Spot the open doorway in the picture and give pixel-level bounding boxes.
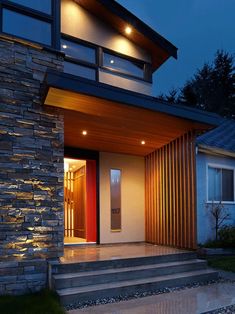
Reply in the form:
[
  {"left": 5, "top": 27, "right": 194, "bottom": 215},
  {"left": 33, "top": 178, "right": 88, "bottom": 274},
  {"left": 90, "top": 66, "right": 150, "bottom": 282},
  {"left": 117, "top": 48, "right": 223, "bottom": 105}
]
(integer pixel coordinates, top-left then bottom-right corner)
[{"left": 64, "top": 158, "right": 97, "bottom": 244}]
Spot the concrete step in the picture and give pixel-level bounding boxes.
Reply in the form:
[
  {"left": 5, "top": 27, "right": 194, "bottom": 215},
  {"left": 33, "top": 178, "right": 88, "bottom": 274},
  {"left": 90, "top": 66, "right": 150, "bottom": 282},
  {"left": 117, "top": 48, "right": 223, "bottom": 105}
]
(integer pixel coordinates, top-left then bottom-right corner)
[
  {"left": 52, "top": 252, "right": 197, "bottom": 274},
  {"left": 58, "top": 268, "right": 218, "bottom": 306},
  {"left": 53, "top": 259, "right": 207, "bottom": 289}
]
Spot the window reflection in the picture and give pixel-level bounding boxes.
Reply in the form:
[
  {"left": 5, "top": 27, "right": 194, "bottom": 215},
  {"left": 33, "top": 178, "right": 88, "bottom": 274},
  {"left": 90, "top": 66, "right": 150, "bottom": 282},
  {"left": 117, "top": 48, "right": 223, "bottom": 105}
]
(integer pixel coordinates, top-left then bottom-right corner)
[
  {"left": 110, "top": 169, "right": 121, "bottom": 231},
  {"left": 61, "top": 39, "right": 96, "bottom": 64},
  {"left": 8, "top": 0, "right": 52, "bottom": 14},
  {"left": 103, "top": 52, "right": 144, "bottom": 79},
  {"left": 64, "top": 61, "right": 96, "bottom": 80},
  {"left": 2, "top": 9, "right": 51, "bottom": 45}
]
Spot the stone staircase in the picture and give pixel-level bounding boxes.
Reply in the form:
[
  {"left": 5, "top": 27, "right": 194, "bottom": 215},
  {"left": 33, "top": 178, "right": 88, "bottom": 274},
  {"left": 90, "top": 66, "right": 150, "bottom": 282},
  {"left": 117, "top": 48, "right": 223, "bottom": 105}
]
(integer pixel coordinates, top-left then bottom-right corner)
[{"left": 51, "top": 252, "right": 218, "bottom": 306}]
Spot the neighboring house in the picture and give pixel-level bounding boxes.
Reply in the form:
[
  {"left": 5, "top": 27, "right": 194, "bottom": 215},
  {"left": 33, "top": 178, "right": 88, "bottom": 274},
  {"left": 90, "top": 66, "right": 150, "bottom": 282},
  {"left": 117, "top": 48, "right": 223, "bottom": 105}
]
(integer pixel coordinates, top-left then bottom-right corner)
[
  {"left": 197, "top": 120, "right": 235, "bottom": 244},
  {"left": 0, "top": 0, "right": 222, "bottom": 295}
]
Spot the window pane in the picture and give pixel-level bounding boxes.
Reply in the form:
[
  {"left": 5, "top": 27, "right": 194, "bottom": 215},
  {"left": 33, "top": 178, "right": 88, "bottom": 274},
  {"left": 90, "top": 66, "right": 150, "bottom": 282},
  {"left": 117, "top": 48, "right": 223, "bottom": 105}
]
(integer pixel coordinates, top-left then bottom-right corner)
[
  {"left": 110, "top": 169, "right": 121, "bottom": 231},
  {"left": 8, "top": 0, "right": 51, "bottom": 14},
  {"left": 64, "top": 61, "right": 96, "bottom": 80},
  {"left": 222, "top": 169, "right": 234, "bottom": 201},
  {"left": 208, "top": 167, "right": 221, "bottom": 201},
  {"left": 61, "top": 39, "right": 96, "bottom": 64},
  {"left": 3, "top": 9, "right": 51, "bottom": 45},
  {"left": 103, "top": 52, "right": 144, "bottom": 78}
]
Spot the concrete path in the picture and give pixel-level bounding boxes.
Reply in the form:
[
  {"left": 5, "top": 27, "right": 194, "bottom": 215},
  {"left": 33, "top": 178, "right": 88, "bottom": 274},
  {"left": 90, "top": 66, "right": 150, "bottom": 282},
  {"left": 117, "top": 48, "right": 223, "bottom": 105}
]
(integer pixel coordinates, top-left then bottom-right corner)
[{"left": 68, "top": 282, "right": 235, "bottom": 314}]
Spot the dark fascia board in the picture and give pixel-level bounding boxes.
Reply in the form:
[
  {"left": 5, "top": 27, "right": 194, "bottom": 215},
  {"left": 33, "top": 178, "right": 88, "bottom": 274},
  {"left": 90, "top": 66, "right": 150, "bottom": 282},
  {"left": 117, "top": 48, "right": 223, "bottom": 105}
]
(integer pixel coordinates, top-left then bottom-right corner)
[
  {"left": 197, "top": 144, "right": 235, "bottom": 158},
  {"left": 97, "top": 0, "right": 178, "bottom": 60},
  {"left": 44, "top": 69, "right": 223, "bottom": 127}
]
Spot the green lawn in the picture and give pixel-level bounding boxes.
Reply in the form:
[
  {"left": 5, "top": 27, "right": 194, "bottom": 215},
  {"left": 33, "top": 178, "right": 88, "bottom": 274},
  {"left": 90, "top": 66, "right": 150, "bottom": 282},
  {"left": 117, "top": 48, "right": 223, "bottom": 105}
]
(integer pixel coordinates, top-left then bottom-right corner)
[
  {"left": 207, "top": 256, "right": 235, "bottom": 273},
  {"left": 0, "top": 289, "right": 65, "bottom": 314}
]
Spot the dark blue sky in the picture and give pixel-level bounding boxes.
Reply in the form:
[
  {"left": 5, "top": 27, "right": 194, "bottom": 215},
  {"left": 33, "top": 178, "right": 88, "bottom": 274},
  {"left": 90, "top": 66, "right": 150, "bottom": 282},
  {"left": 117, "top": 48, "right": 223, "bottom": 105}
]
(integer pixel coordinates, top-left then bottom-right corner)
[{"left": 117, "top": 0, "right": 235, "bottom": 96}]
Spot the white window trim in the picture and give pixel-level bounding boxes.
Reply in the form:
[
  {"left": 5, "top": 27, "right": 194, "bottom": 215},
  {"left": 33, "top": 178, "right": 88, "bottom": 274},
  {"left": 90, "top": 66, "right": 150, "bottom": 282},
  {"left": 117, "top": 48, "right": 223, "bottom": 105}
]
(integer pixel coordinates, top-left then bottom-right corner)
[{"left": 206, "top": 163, "right": 235, "bottom": 204}]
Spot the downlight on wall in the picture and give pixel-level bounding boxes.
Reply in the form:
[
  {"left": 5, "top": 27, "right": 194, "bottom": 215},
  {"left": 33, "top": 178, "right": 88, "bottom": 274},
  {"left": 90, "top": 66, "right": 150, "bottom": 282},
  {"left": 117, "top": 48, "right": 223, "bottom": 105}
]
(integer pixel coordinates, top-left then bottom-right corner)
[{"left": 125, "top": 26, "right": 132, "bottom": 35}]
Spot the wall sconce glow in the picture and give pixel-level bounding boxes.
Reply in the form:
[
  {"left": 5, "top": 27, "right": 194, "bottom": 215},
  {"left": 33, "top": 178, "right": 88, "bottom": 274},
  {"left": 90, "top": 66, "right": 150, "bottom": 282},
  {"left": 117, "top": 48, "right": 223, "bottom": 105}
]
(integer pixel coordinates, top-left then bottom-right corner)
[
  {"left": 82, "top": 130, "right": 87, "bottom": 135},
  {"left": 62, "top": 44, "right": 67, "bottom": 49},
  {"left": 141, "top": 140, "right": 146, "bottom": 145},
  {"left": 125, "top": 26, "right": 132, "bottom": 35}
]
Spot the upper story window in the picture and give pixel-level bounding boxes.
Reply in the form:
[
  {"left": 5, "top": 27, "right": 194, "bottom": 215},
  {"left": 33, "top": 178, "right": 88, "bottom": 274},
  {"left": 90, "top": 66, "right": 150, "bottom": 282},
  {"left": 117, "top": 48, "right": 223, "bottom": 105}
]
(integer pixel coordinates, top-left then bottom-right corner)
[
  {"left": 0, "top": 0, "right": 58, "bottom": 47},
  {"left": 61, "top": 39, "right": 96, "bottom": 64},
  {"left": 2, "top": 9, "right": 51, "bottom": 46},
  {"left": 103, "top": 52, "right": 144, "bottom": 79},
  {"left": 8, "top": 0, "right": 51, "bottom": 14},
  {"left": 61, "top": 34, "right": 152, "bottom": 83},
  {"left": 61, "top": 35, "right": 97, "bottom": 80},
  {"left": 208, "top": 165, "right": 235, "bottom": 202}
]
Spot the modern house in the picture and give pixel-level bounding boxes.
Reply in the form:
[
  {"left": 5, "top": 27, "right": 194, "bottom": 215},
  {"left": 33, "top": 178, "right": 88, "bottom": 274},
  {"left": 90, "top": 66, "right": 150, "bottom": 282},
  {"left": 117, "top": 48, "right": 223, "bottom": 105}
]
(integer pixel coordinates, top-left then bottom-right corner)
[
  {"left": 0, "top": 0, "right": 222, "bottom": 297},
  {"left": 197, "top": 120, "right": 235, "bottom": 244}
]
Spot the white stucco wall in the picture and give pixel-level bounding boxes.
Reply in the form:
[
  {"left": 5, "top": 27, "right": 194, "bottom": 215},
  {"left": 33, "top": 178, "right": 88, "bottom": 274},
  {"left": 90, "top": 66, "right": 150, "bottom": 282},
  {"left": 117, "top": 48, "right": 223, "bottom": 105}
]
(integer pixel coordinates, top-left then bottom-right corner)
[
  {"left": 99, "top": 152, "right": 145, "bottom": 244},
  {"left": 61, "top": 0, "right": 153, "bottom": 95},
  {"left": 196, "top": 152, "right": 235, "bottom": 244}
]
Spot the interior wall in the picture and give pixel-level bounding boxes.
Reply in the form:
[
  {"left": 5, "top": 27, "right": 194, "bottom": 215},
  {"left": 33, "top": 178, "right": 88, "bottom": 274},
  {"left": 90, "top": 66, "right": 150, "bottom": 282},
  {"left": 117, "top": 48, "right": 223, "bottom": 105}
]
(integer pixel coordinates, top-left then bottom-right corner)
[{"left": 99, "top": 152, "right": 145, "bottom": 243}]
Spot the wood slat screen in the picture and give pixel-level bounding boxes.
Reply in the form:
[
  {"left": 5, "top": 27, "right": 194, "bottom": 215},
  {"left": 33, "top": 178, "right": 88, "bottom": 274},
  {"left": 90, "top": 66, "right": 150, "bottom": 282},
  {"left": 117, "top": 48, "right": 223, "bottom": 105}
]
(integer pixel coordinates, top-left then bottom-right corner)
[{"left": 145, "top": 131, "right": 197, "bottom": 249}]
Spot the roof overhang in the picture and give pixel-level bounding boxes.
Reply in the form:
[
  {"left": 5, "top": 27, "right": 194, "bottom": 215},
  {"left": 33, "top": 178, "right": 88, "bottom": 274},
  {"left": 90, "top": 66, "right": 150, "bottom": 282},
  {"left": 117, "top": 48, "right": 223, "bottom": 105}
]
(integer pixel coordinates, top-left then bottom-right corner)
[
  {"left": 43, "top": 70, "right": 222, "bottom": 156},
  {"left": 75, "top": 0, "right": 178, "bottom": 71},
  {"left": 197, "top": 145, "right": 235, "bottom": 158}
]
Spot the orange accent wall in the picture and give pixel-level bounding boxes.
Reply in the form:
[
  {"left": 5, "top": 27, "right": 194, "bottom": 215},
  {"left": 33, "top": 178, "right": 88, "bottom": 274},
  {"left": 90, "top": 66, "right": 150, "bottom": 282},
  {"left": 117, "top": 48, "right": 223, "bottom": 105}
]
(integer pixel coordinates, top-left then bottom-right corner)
[{"left": 86, "top": 160, "right": 97, "bottom": 242}]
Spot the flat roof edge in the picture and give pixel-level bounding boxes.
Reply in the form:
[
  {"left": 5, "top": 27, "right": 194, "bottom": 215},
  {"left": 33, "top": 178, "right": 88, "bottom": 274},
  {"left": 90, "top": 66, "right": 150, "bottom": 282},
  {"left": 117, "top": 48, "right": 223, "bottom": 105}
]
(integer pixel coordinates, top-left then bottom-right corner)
[{"left": 44, "top": 70, "right": 223, "bottom": 127}]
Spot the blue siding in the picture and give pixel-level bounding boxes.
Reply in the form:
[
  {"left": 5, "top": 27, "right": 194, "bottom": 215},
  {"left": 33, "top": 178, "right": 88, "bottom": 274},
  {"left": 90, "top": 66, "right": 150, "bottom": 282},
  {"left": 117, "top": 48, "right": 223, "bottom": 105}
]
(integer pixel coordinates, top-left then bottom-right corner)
[{"left": 196, "top": 152, "right": 235, "bottom": 244}]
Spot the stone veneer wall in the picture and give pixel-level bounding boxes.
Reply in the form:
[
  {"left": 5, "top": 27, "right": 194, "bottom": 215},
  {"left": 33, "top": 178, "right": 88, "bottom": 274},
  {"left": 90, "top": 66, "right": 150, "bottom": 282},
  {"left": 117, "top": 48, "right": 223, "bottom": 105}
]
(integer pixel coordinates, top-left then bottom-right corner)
[{"left": 0, "top": 36, "right": 64, "bottom": 294}]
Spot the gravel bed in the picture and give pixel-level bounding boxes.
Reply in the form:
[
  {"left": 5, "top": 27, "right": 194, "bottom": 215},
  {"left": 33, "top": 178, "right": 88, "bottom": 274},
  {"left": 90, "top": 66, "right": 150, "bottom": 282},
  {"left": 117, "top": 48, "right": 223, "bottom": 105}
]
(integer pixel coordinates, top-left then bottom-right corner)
[
  {"left": 65, "top": 278, "right": 231, "bottom": 311},
  {"left": 203, "top": 304, "right": 235, "bottom": 314}
]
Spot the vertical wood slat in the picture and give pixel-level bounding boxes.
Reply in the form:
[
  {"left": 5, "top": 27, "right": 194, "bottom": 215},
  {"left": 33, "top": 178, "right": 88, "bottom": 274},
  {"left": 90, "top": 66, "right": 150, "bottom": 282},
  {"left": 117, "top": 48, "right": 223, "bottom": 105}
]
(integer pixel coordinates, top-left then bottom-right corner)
[{"left": 145, "top": 131, "right": 197, "bottom": 249}]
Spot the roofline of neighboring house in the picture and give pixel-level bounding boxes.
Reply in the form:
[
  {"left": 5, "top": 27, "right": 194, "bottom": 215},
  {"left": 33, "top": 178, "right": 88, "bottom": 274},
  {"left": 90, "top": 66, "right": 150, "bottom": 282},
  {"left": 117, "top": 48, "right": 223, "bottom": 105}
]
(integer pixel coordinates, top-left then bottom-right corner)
[
  {"left": 97, "top": 0, "right": 178, "bottom": 59},
  {"left": 197, "top": 144, "right": 235, "bottom": 158},
  {"left": 44, "top": 69, "right": 223, "bottom": 127}
]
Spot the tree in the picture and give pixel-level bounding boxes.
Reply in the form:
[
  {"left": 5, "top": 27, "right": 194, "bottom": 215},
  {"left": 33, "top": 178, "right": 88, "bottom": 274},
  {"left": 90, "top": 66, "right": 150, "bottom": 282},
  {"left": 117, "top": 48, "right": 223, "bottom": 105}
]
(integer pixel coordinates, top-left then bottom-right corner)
[
  {"left": 159, "top": 50, "right": 235, "bottom": 118},
  {"left": 206, "top": 201, "right": 231, "bottom": 241}
]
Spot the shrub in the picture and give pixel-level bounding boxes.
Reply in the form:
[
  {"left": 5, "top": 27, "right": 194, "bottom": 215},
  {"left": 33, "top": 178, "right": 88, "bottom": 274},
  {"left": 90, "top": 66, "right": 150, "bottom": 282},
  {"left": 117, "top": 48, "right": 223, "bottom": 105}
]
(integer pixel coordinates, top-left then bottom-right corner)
[{"left": 218, "top": 226, "right": 235, "bottom": 248}]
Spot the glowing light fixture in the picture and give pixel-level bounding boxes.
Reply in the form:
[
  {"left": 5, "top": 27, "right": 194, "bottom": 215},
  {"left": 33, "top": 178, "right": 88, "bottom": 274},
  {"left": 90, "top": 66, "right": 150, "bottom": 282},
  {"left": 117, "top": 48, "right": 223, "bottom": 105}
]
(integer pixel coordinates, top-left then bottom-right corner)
[
  {"left": 125, "top": 26, "right": 132, "bottom": 35},
  {"left": 110, "top": 59, "right": 114, "bottom": 64},
  {"left": 62, "top": 44, "right": 67, "bottom": 49},
  {"left": 82, "top": 130, "right": 87, "bottom": 135},
  {"left": 141, "top": 140, "right": 146, "bottom": 145}
]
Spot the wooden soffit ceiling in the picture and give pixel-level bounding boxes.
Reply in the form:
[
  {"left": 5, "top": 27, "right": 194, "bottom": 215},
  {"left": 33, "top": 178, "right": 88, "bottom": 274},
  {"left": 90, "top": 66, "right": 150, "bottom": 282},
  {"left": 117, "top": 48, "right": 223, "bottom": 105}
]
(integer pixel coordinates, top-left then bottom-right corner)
[{"left": 44, "top": 87, "right": 208, "bottom": 156}]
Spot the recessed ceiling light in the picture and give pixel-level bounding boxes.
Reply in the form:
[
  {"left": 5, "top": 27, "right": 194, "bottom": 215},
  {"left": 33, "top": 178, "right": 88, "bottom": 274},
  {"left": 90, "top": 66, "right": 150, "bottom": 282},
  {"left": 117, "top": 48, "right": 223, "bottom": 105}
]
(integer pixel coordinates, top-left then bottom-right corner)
[
  {"left": 141, "top": 140, "right": 146, "bottom": 145},
  {"left": 62, "top": 44, "right": 67, "bottom": 49},
  {"left": 82, "top": 130, "right": 87, "bottom": 135},
  {"left": 125, "top": 26, "right": 132, "bottom": 35}
]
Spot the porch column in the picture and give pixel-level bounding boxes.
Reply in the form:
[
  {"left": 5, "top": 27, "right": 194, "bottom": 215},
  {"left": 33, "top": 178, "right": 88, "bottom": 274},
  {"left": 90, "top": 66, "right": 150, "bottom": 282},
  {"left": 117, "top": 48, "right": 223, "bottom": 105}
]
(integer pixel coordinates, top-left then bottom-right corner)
[{"left": 145, "top": 131, "right": 197, "bottom": 249}]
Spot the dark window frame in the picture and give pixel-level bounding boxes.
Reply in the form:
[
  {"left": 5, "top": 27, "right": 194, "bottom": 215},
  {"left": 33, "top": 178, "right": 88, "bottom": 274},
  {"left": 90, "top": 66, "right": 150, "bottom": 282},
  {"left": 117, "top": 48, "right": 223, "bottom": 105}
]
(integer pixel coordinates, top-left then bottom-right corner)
[
  {"left": 0, "top": 0, "right": 60, "bottom": 48},
  {"left": 61, "top": 33, "right": 99, "bottom": 81},
  {"left": 61, "top": 33, "right": 153, "bottom": 83},
  {"left": 207, "top": 164, "right": 235, "bottom": 203}
]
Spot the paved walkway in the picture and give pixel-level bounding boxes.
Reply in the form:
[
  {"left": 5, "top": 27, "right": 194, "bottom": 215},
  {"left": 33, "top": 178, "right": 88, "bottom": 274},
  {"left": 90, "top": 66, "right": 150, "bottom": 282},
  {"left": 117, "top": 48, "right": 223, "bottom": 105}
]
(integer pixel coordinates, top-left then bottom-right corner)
[{"left": 68, "top": 282, "right": 235, "bottom": 314}]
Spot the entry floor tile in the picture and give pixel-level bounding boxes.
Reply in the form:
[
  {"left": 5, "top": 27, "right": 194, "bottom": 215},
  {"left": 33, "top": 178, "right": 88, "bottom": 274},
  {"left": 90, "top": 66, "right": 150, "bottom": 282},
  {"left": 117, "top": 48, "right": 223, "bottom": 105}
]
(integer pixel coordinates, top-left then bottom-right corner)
[
  {"left": 67, "top": 282, "right": 235, "bottom": 314},
  {"left": 60, "top": 243, "right": 188, "bottom": 263}
]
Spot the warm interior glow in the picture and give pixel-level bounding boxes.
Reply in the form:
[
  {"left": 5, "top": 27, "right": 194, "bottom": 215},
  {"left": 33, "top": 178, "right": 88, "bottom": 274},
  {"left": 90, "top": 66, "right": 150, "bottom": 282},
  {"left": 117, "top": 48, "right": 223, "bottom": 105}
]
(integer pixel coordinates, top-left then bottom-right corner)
[
  {"left": 82, "top": 130, "right": 87, "bottom": 135},
  {"left": 141, "top": 140, "right": 146, "bottom": 145},
  {"left": 125, "top": 26, "right": 132, "bottom": 35}
]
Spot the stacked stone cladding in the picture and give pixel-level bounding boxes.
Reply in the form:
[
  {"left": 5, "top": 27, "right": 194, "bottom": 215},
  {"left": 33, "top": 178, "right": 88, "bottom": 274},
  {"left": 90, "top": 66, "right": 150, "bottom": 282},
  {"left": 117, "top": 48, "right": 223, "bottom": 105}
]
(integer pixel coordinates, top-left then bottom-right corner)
[{"left": 0, "top": 35, "right": 64, "bottom": 294}]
